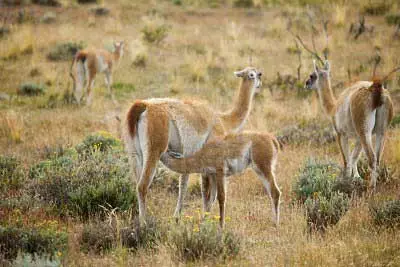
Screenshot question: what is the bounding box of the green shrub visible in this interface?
[29,133,136,219]
[363,2,391,16]
[77,0,98,3]
[370,200,400,228]
[293,159,341,203]
[305,192,349,232]
[120,217,163,251]
[233,0,254,8]
[141,24,169,45]
[75,131,121,155]
[32,0,61,6]
[0,156,25,193]
[390,114,400,127]
[17,83,46,96]
[47,41,85,61]
[167,217,240,262]
[132,53,147,68]
[0,226,67,260]
[81,221,115,253]
[386,13,400,26]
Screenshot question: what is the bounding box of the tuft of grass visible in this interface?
[233,0,254,8]
[32,0,61,6]
[385,13,400,26]
[370,199,400,229]
[363,2,391,16]
[77,0,98,3]
[17,83,46,96]
[0,225,67,261]
[0,112,24,144]
[167,215,240,262]
[81,221,115,253]
[120,217,163,251]
[141,16,169,45]
[0,156,25,194]
[305,192,349,232]
[47,41,86,61]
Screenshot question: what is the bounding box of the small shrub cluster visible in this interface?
[29,132,136,219]
[77,0,98,3]
[141,17,169,45]
[370,200,400,229]
[81,217,162,254]
[32,0,61,6]
[0,225,67,261]
[47,41,85,61]
[167,215,240,262]
[17,83,46,96]
[390,114,400,127]
[90,7,110,16]
[132,53,147,68]
[386,13,400,26]
[277,121,336,146]
[233,0,254,8]
[0,156,25,194]
[363,2,391,16]
[75,131,121,155]
[293,159,351,232]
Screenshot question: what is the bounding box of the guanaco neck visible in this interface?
[220,78,255,132]
[317,74,337,116]
[112,49,123,64]
[160,153,202,174]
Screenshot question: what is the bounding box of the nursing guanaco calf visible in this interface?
[161,132,281,228]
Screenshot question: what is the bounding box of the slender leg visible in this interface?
[86,78,95,105]
[337,133,351,177]
[173,174,189,218]
[359,132,377,189]
[105,71,116,104]
[255,167,281,226]
[351,140,362,178]
[215,170,226,228]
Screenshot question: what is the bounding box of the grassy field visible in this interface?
[1,0,400,266]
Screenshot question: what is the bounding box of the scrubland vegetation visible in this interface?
[1,0,400,265]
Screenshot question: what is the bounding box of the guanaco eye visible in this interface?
[249,72,255,79]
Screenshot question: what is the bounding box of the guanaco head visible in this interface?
[305,60,330,90]
[113,41,125,58]
[234,67,263,93]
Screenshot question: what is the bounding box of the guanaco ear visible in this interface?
[313,60,319,73]
[324,60,330,72]
[234,70,245,77]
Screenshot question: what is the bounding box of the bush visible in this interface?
[77,0,98,3]
[0,156,25,194]
[305,192,349,232]
[390,114,400,127]
[81,221,115,253]
[386,13,400,26]
[47,41,85,61]
[120,217,163,251]
[293,159,353,232]
[363,2,391,16]
[167,216,240,262]
[233,0,254,8]
[81,217,162,254]
[370,200,400,228]
[17,83,46,96]
[29,133,136,219]
[141,18,169,45]
[293,159,341,203]
[132,53,147,68]
[0,225,67,260]
[75,131,121,155]
[32,0,61,6]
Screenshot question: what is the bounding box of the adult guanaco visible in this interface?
[124,67,262,222]
[305,60,394,189]
[70,41,124,104]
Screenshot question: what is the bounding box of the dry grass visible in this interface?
[1,0,400,266]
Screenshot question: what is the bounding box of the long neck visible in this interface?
[221,79,254,132]
[112,49,122,64]
[160,153,202,174]
[317,75,337,116]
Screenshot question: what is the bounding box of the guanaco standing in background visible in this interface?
[70,41,124,104]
